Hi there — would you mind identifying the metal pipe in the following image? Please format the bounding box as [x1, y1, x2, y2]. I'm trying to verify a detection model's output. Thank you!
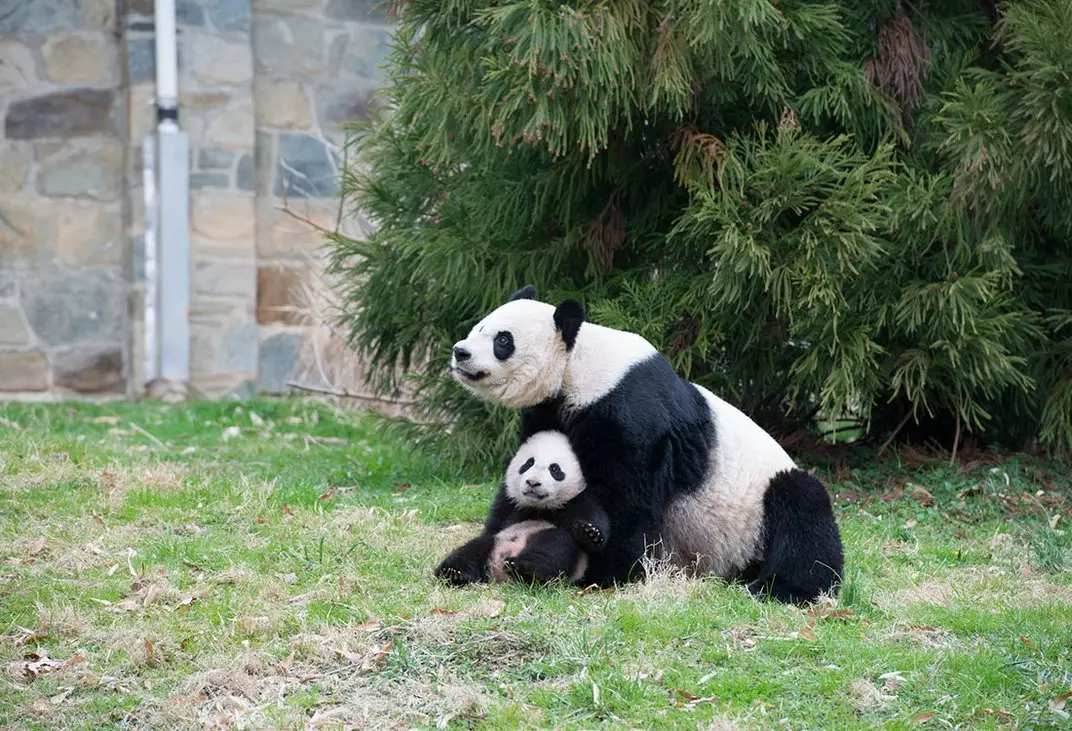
[152, 0, 190, 386]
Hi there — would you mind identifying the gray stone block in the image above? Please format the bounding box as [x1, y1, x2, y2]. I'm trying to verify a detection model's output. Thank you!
[343, 27, 392, 80]
[133, 234, 146, 282]
[253, 15, 324, 75]
[127, 36, 155, 84]
[254, 130, 274, 196]
[274, 133, 337, 198]
[194, 260, 255, 297]
[317, 85, 376, 128]
[0, 0, 82, 34]
[20, 269, 126, 347]
[52, 342, 124, 392]
[0, 349, 49, 391]
[177, 0, 205, 26]
[224, 320, 258, 372]
[258, 331, 301, 393]
[190, 172, 231, 189]
[0, 142, 31, 195]
[0, 305, 31, 346]
[324, 0, 387, 23]
[5, 88, 117, 140]
[206, 0, 249, 32]
[236, 153, 254, 191]
[198, 148, 235, 170]
[35, 140, 122, 201]
[0, 273, 15, 299]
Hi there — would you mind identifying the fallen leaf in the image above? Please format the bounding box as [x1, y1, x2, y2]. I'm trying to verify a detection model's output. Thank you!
[49, 688, 73, 705]
[798, 626, 817, 641]
[910, 711, 936, 723]
[28, 537, 46, 556]
[142, 585, 164, 607]
[355, 621, 381, 632]
[903, 518, 918, 529]
[432, 608, 460, 616]
[879, 671, 905, 692]
[372, 641, 392, 665]
[176, 596, 197, 609]
[282, 504, 295, 518]
[910, 485, 935, 505]
[318, 486, 336, 502]
[77, 674, 101, 689]
[1051, 514, 1062, 530]
[1050, 690, 1072, 712]
[806, 607, 855, 621]
[1019, 635, 1037, 649]
[93, 416, 121, 425]
[65, 653, 87, 667]
[276, 652, 294, 673]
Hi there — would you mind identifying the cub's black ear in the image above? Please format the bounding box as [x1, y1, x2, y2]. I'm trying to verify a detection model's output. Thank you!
[553, 299, 585, 350]
[508, 284, 537, 302]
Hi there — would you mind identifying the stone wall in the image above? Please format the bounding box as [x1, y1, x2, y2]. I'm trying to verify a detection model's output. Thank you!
[0, 0, 128, 397]
[0, 0, 389, 399]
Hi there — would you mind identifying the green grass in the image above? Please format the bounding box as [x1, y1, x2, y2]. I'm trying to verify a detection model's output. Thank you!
[1, 399, 1070, 729]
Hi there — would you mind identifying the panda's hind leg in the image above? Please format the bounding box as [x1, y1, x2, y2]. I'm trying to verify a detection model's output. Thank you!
[504, 527, 581, 584]
[747, 469, 843, 604]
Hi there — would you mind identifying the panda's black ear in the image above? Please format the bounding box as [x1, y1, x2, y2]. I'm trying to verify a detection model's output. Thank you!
[553, 299, 585, 350]
[507, 284, 537, 302]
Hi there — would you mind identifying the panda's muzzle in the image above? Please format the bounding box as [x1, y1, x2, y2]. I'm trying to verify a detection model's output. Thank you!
[451, 345, 489, 382]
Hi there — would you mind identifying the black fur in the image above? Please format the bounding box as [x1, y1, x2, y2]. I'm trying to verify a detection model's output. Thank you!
[493, 331, 515, 360]
[553, 300, 585, 351]
[500, 525, 582, 584]
[520, 354, 716, 587]
[739, 469, 844, 604]
[434, 484, 611, 585]
[508, 284, 537, 302]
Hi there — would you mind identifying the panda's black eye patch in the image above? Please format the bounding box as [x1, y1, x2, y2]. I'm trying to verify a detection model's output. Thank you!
[549, 464, 565, 482]
[518, 457, 535, 474]
[493, 331, 515, 361]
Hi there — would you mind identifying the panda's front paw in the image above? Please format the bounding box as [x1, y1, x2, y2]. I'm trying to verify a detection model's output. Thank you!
[573, 520, 606, 552]
[434, 558, 483, 586]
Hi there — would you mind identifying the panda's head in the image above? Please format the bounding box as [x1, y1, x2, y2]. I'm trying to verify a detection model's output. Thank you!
[450, 285, 585, 407]
[505, 430, 586, 509]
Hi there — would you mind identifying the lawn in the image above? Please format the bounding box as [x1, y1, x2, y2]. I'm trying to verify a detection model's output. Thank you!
[0, 399, 1070, 729]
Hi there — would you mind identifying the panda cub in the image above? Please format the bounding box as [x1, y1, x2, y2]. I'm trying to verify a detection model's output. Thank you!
[441, 431, 610, 585]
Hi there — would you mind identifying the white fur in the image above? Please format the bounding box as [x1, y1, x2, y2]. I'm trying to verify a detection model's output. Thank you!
[561, 322, 655, 409]
[487, 520, 588, 583]
[658, 386, 797, 575]
[505, 431, 586, 510]
[451, 300, 567, 408]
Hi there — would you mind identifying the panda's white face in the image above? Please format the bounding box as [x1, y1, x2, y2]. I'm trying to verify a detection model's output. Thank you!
[450, 299, 568, 408]
[505, 431, 586, 509]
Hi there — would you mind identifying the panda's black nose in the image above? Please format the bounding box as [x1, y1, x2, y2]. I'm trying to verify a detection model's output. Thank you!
[525, 479, 541, 490]
[452, 346, 471, 362]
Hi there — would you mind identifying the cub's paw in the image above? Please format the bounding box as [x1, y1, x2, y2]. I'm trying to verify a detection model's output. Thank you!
[434, 559, 482, 586]
[572, 521, 606, 552]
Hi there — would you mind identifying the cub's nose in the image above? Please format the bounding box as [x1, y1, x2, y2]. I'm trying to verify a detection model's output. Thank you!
[452, 345, 471, 362]
[525, 479, 541, 490]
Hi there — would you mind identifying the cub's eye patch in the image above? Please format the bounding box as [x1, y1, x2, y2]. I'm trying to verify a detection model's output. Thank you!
[493, 331, 515, 361]
[518, 457, 535, 474]
[549, 464, 565, 482]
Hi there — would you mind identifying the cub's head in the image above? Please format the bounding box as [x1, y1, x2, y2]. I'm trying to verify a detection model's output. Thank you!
[450, 285, 585, 407]
[505, 431, 585, 510]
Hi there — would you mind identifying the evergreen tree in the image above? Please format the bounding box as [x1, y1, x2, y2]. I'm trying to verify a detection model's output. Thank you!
[328, 0, 1072, 470]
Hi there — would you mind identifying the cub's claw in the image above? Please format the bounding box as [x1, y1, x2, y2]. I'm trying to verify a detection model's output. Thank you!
[573, 520, 606, 551]
[434, 561, 481, 586]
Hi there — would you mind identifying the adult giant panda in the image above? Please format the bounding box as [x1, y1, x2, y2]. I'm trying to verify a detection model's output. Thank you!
[439, 285, 844, 603]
